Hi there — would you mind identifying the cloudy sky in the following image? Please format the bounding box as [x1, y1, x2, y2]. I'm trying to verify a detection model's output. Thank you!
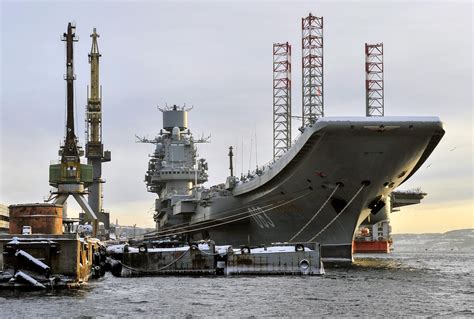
[1, 1, 472, 232]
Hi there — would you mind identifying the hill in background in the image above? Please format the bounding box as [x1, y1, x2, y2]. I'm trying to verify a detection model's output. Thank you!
[392, 229, 473, 252]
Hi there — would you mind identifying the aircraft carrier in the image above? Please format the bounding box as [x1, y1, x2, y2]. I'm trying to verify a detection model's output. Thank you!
[141, 107, 444, 261]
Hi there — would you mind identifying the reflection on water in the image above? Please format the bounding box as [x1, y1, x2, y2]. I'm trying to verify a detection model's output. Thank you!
[1, 232, 473, 317]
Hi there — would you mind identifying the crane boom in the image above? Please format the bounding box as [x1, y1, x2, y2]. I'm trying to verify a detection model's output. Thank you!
[89, 28, 101, 103]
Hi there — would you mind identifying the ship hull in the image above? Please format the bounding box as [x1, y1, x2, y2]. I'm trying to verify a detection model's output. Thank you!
[184, 117, 444, 262]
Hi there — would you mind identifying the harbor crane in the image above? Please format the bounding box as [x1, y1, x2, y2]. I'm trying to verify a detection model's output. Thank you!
[85, 28, 111, 234]
[48, 22, 98, 237]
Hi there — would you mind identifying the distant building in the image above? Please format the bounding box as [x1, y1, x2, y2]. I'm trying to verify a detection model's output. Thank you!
[0, 204, 9, 233]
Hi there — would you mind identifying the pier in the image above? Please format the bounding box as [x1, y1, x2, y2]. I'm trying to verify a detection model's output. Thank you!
[106, 241, 324, 277]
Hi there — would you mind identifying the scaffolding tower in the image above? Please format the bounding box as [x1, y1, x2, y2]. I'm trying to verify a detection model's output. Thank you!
[302, 13, 323, 127]
[273, 42, 292, 160]
[365, 43, 384, 116]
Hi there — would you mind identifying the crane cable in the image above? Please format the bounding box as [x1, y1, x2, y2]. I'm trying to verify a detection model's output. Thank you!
[288, 183, 340, 242]
[308, 183, 367, 242]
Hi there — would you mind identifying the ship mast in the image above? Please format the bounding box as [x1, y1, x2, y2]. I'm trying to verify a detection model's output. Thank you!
[86, 28, 111, 233]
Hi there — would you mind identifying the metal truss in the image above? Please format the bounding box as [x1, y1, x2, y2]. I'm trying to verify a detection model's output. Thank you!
[365, 43, 384, 116]
[302, 13, 323, 127]
[273, 42, 292, 160]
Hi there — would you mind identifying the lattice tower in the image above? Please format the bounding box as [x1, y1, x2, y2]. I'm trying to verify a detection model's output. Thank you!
[273, 42, 292, 160]
[365, 43, 384, 116]
[302, 13, 323, 127]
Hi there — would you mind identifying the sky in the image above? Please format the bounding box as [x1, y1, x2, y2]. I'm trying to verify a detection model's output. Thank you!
[0, 0, 472, 233]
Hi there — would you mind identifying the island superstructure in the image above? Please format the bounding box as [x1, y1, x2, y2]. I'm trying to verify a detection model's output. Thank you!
[138, 105, 209, 228]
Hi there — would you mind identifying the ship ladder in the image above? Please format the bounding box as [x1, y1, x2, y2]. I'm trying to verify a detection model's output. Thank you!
[288, 183, 341, 242]
[308, 183, 367, 242]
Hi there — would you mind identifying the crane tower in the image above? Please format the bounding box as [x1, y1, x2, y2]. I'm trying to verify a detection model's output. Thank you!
[85, 28, 111, 232]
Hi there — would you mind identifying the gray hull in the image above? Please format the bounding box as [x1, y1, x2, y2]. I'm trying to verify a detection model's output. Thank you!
[184, 117, 444, 261]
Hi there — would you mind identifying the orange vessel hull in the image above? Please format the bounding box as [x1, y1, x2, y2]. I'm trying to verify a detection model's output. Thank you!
[352, 240, 391, 253]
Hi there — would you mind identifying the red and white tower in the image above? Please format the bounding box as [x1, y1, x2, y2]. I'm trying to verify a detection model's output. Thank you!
[302, 13, 323, 127]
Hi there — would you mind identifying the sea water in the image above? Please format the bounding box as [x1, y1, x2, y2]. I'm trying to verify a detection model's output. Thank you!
[0, 230, 472, 317]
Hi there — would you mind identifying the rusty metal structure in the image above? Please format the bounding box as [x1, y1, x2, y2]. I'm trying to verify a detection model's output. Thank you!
[85, 28, 111, 232]
[8, 204, 63, 235]
[48, 22, 98, 237]
[302, 13, 324, 127]
[0, 234, 105, 289]
[273, 42, 292, 160]
[365, 43, 384, 116]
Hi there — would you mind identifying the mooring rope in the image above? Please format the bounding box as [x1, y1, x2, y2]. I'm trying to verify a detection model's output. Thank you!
[288, 184, 340, 242]
[147, 188, 311, 238]
[142, 190, 300, 237]
[308, 183, 367, 242]
[149, 201, 277, 237]
[154, 190, 312, 238]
